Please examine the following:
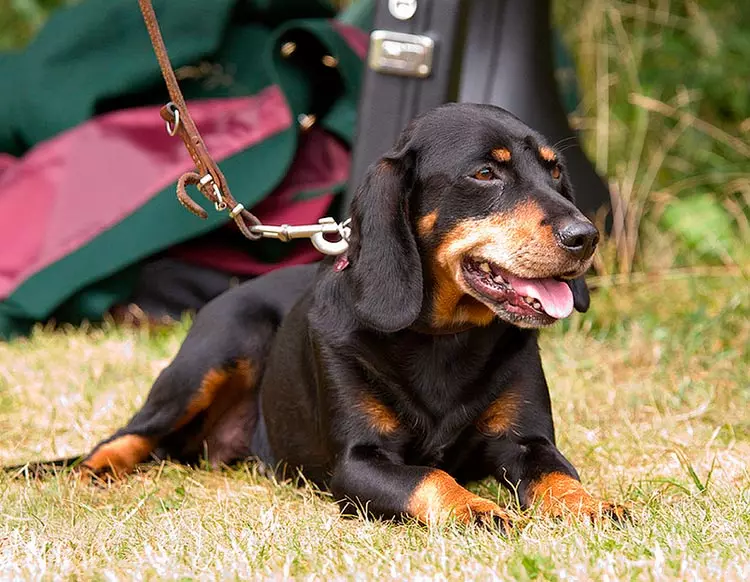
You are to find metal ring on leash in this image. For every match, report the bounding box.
[165,104,180,136]
[229,203,245,219]
[311,231,350,256]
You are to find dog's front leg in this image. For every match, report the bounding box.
[490,437,627,521]
[331,445,512,528]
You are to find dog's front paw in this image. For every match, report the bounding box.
[461,497,515,533]
[529,472,628,523]
[408,470,513,532]
[550,498,630,524]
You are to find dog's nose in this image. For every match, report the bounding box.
[556,220,599,260]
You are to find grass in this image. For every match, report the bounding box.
[1,0,748,579]
[1,276,748,580]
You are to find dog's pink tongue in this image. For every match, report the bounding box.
[506,276,574,319]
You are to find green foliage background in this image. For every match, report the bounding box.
[0,0,78,50]
[2,0,748,274]
[554,0,749,273]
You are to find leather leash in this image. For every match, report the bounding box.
[136,0,351,255]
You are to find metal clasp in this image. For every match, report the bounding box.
[176,168,351,255]
[250,217,351,256]
[199,173,227,211]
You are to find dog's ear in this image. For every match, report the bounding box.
[343,145,422,332]
[568,277,590,313]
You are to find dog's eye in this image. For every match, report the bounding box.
[551,165,561,180]
[473,167,495,181]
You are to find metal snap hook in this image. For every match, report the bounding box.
[311,218,350,256]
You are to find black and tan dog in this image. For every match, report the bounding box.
[21,103,625,526]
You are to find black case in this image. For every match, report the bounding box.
[346,0,468,199]
[344,0,610,219]
[459,0,609,218]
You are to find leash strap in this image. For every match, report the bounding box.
[136,0,350,254]
[138,0,261,240]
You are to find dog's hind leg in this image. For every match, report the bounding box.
[81,264,320,478]
[81,362,260,477]
[81,315,274,478]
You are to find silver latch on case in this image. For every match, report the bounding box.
[368,30,434,78]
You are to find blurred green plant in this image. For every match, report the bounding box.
[555,0,749,274]
[0,0,78,50]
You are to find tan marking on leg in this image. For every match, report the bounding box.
[539,146,557,162]
[82,435,155,477]
[172,368,228,430]
[491,147,511,162]
[476,390,521,435]
[407,469,511,528]
[174,362,254,431]
[358,394,400,435]
[529,472,627,521]
[180,360,257,460]
[417,210,439,238]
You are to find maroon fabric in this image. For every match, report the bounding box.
[163,23,364,276]
[0,87,291,300]
[0,24,369,296]
[333,21,369,58]
[168,127,350,275]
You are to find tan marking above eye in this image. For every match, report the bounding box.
[539,146,557,162]
[491,148,511,162]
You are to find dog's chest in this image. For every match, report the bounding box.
[384,344,496,463]
[400,424,473,468]
[368,327,527,466]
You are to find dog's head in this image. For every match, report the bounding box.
[343,103,599,333]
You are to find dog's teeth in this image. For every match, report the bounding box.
[533,300,541,309]
[479,262,491,273]
[493,275,505,284]
[524,296,534,305]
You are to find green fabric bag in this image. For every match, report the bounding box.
[0,0,373,339]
